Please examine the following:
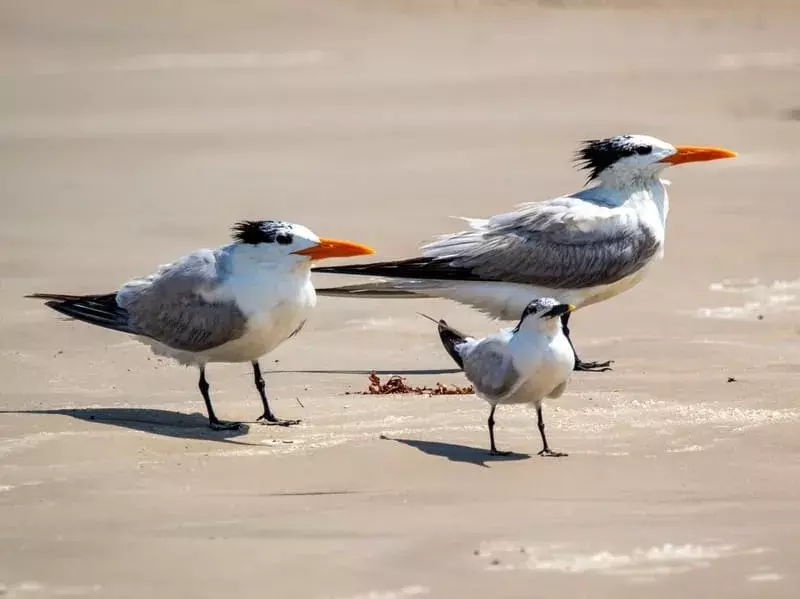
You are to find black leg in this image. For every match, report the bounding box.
[536,404,567,457]
[488,405,511,456]
[561,312,613,372]
[253,361,301,427]
[198,366,241,430]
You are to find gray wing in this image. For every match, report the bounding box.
[461,339,522,399]
[422,195,662,289]
[116,249,247,352]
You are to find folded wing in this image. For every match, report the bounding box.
[117,249,248,352]
[316,196,661,290]
[461,339,522,399]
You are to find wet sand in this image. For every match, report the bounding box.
[2,1,800,597]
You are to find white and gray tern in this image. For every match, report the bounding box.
[422,297,577,457]
[315,135,737,372]
[28,220,373,430]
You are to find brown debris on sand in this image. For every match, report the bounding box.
[348,372,474,396]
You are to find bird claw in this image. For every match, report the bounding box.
[537,449,568,458]
[574,359,613,372]
[209,420,243,431]
[256,415,301,427]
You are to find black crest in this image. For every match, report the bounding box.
[231,220,294,245]
[575,135,653,182]
[513,298,558,332]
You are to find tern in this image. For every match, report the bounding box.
[28,220,374,430]
[422,298,576,457]
[314,135,737,371]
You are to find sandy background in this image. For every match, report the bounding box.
[2,1,800,597]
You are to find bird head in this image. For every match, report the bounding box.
[231,220,374,268]
[576,134,737,186]
[515,298,575,334]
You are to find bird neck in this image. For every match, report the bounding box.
[516,317,562,340]
[227,244,311,278]
[595,169,663,196]
[220,246,314,317]
[584,174,669,229]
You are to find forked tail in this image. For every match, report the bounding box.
[316,281,420,298]
[418,312,468,370]
[26,292,135,335]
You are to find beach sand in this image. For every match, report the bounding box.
[2,1,800,597]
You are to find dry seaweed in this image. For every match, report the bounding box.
[347,371,473,396]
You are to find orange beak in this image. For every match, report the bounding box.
[659,145,738,166]
[293,238,375,261]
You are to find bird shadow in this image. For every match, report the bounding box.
[381,435,529,467]
[0,408,258,445]
[270,368,461,376]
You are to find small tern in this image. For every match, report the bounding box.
[315,135,737,371]
[28,221,374,430]
[422,298,576,457]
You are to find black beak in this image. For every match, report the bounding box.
[543,304,575,319]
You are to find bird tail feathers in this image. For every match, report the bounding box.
[315,280,430,298]
[26,292,135,335]
[454,216,489,230]
[416,312,469,370]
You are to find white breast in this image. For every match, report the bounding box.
[201,270,316,364]
[497,331,574,406]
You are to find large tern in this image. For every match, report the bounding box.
[28,221,374,430]
[422,297,576,457]
[315,134,737,371]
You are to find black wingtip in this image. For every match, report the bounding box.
[436,319,467,370]
[30,292,134,335]
[416,312,468,369]
[27,292,118,302]
[313,256,479,281]
[416,312,442,326]
[27,293,80,301]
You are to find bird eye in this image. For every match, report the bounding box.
[276,233,293,245]
[635,145,653,155]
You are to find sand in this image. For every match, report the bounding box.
[2,1,800,597]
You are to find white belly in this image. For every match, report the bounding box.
[199,299,310,363]
[494,336,574,406]
[434,250,662,320]
[139,281,316,366]
[575,263,653,309]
